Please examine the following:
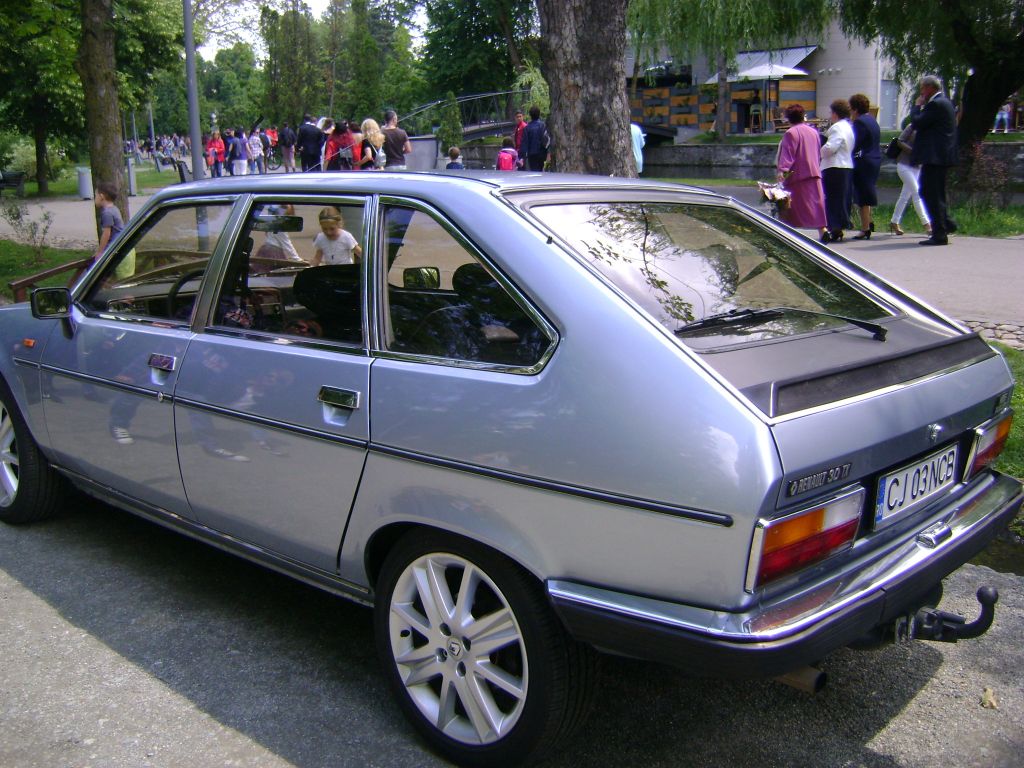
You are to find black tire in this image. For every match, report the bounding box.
[0,377,65,524]
[374,529,597,768]
[266,149,281,171]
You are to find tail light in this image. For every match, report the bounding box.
[964,411,1013,481]
[746,487,865,591]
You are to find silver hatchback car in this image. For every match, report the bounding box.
[2,172,1020,766]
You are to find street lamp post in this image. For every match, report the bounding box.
[183,0,205,180]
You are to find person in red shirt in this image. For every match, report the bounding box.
[513,110,527,169]
[206,130,225,177]
[266,126,278,146]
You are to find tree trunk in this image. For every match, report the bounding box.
[958,67,1021,150]
[78,0,127,223]
[536,0,634,176]
[716,52,729,142]
[32,120,49,196]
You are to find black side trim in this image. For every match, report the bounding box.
[371,443,733,527]
[40,363,165,400]
[174,397,369,449]
[551,485,1020,677]
[773,334,994,416]
[12,357,40,369]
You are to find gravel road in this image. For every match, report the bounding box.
[1,497,1021,768]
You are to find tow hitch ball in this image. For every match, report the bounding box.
[897,587,999,643]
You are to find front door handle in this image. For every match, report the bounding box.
[318,386,360,410]
[148,353,177,372]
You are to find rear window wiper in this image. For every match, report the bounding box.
[674,307,785,335]
[675,306,887,340]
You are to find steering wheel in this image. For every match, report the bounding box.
[166,268,207,319]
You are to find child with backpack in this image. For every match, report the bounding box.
[495,137,518,171]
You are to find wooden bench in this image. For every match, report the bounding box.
[0,170,26,197]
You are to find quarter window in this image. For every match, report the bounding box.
[82,203,233,321]
[382,206,548,367]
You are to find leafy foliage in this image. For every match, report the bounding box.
[835,0,1024,148]
[435,92,463,157]
[261,3,320,126]
[628,0,831,141]
[512,60,549,116]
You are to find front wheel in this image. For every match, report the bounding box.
[0,379,65,524]
[266,148,281,171]
[374,530,596,767]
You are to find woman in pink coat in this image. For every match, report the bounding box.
[776,104,828,242]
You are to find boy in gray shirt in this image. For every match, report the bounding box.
[92,181,124,263]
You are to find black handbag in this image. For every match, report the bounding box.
[885,137,901,160]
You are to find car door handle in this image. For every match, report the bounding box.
[148,353,177,372]
[318,386,360,410]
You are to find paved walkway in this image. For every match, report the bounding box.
[2,187,1022,347]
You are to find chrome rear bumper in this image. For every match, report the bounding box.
[549,472,1021,676]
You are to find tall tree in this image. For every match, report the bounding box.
[343,0,383,122]
[379,25,428,117]
[261,2,319,125]
[78,0,126,220]
[836,0,1024,150]
[628,0,831,142]
[536,0,634,175]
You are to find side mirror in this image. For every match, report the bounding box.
[403,266,440,289]
[31,287,72,319]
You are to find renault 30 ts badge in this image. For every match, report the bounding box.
[787,463,853,497]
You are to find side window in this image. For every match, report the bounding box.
[82,203,233,321]
[211,201,365,345]
[383,206,549,367]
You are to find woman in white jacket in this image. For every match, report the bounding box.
[820,99,855,243]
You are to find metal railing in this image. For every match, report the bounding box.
[400,90,530,137]
[8,258,92,303]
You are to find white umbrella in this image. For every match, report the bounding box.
[703,64,808,84]
[735,63,808,79]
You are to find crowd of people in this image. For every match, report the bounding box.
[776,75,960,247]
[198,105,553,177]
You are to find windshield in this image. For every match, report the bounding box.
[530,201,889,349]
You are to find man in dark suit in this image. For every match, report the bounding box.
[296,114,324,172]
[910,75,958,245]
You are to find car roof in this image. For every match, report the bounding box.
[156,171,725,205]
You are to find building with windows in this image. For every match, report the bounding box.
[628,21,910,139]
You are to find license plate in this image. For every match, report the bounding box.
[875,444,959,527]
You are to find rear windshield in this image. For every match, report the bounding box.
[530,201,889,349]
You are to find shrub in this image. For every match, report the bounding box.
[4,136,76,182]
[950,142,1013,208]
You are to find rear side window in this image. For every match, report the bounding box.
[82,203,233,321]
[382,205,549,367]
[531,202,888,348]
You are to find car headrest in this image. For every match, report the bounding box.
[293,265,361,318]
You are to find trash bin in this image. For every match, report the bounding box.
[125,156,137,196]
[77,167,93,199]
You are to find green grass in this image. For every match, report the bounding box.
[873,202,1024,238]
[22,167,180,199]
[0,240,90,300]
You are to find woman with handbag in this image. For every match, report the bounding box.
[888,125,932,235]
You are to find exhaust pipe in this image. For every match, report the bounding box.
[775,665,827,694]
